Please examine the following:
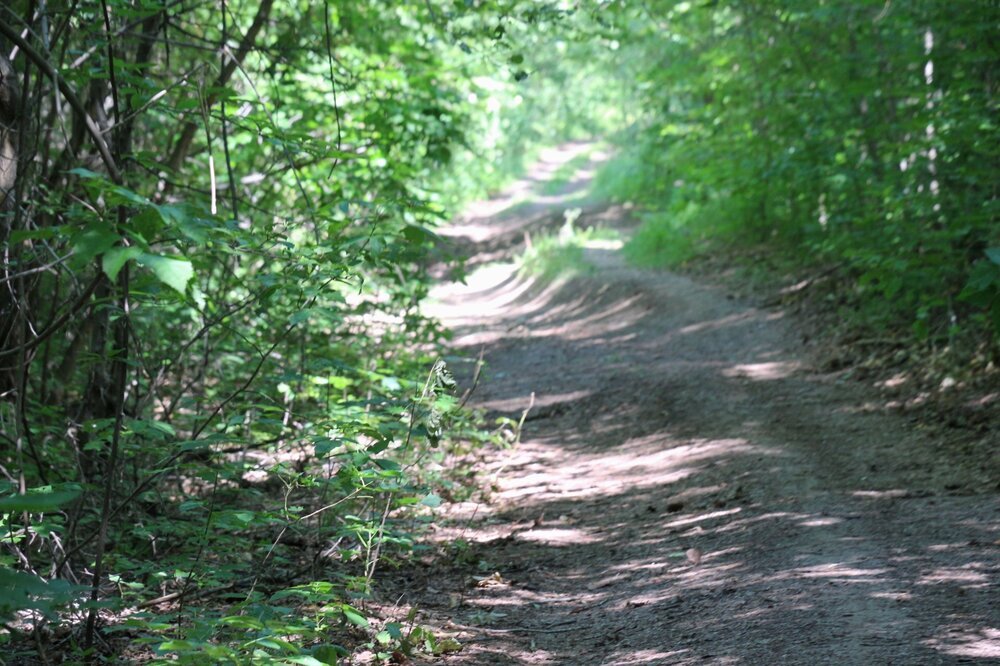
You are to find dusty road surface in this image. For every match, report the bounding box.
[413,144,999,665]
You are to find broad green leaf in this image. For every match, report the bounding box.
[402,224,441,245]
[109,185,150,206]
[156,205,213,243]
[251,637,296,652]
[138,253,194,294]
[66,167,103,179]
[126,418,176,439]
[420,493,443,508]
[0,490,79,513]
[341,604,368,627]
[102,246,143,281]
[290,308,315,325]
[0,567,78,621]
[219,615,264,629]
[73,224,120,265]
[154,203,187,226]
[231,511,254,524]
[313,437,342,457]
[132,207,164,242]
[10,226,64,243]
[311,645,349,664]
[0,567,50,598]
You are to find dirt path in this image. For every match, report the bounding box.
[413,144,999,665]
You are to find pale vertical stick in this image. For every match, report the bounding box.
[209,155,217,215]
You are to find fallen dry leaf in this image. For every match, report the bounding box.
[476,571,507,588]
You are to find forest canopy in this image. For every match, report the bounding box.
[0,0,996,662]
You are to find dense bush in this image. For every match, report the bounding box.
[0,0,537,660]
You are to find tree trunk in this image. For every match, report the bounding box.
[0,50,23,395]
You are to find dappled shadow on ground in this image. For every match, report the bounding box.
[401,145,1000,665]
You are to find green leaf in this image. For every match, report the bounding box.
[0,490,79,513]
[137,254,194,294]
[126,418,176,439]
[66,167,103,179]
[0,567,50,598]
[109,185,151,207]
[0,567,78,621]
[313,437,343,457]
[252,637,296,652]
[10,226,64,243]
[433,637,462,655]
[102,246,143,281]
[402,224,441,246]
[73,224,120,265]
[154,203,187,226]
[232,511,254,524]
[420,493,443,508]
[311,645,349,664]
[341,604,368,627]
[986,248,1000,265]
[290,308,315,325]
[374,458,400,471]
[132,207,164,242]
[220,615,264,629]
[156,204,213,243]
[385,622,403,640]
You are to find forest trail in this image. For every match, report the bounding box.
[414,144,999,665]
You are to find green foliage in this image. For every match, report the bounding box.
[595,0,1000,348]
[960,249,1000,332]
[518,209,620,280]
[520,233,588,280]
[0,566,81,623]
[591,131,675,208]
[622,204,722,269]
[0,0,523,660]
[429,7,629,207]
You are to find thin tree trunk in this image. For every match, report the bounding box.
[0,50,23,394]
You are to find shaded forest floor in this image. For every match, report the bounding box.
[386,144,999,664]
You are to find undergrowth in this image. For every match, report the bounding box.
[517,209,620,280]
[594,138,1000,372]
